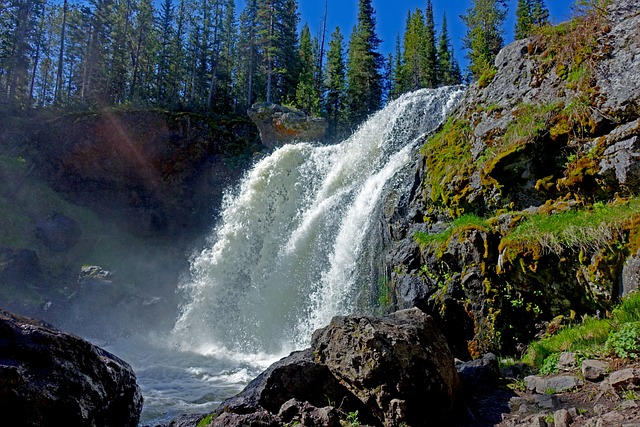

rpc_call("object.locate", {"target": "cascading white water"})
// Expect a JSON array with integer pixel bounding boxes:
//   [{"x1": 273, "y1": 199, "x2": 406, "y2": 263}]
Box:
[
  {"x1": 172, "y1": 86, "x2": 465, "y2": 357},
  {"x1": 104, "y1": 87, "x2": 465, "y2": 425}
]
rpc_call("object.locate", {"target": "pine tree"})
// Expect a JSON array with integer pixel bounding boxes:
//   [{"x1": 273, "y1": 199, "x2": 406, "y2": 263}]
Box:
[
  {"x1": 1, "y1": 0, "x2": 45, "y2": 108},
  {"x1": 130, "y1": 0, "x2": 155, "y2": 104},
  {"x1": 278, "y1": 0, "x2": 300, "y2": 104},
  {"x1": 515, "y1": 0, "x2": 532, "y2": 40},
  {"x1": 256, "y1": 0, "x2": 299, "y2": 104},
  {"x1": 156, "y1": 0, "x2": 174, "y2": 105},
  {"x1": 236, "y1": 0, "x2": 261, "y2": 110},
  {"x1": 213, "y1": 0, "x2": 236, "y2": 110},
  {"x1": 324, "y1": 26, "x2": 346, "y2": 140},
  {"x1": 515, "y1": 0, "x2": 549, "y2": 40},
  {"x1": 82, "y1": 0, "x2": 116, "y2": 105},
  {"x1": 422, "y1": 0, "x2": 437, "y2": 88},
  {"x1": 402, "y1": 9, "x2": 425, "y2": 92},
  {"x1": 346, "y1": 0, "x2": 383, "y2": 125},
  {"x1": 531, "y1": 0, "x2": 550, "y2": 26},
  {"x1": 388, "y1": 33, "x2": 404, "y2": 100},
  {"x1": 295, "y1": 23, "x2": 319, "y2": 114},
  {"x1": 436, "y1": 13, "x2": 461, "y2": 86},
  {"x1": 53, "y1": 0, "x2": 68, "y2": 106},
  {"x1": 462, "y1": 0, "x2": 508, "y2": 81}
]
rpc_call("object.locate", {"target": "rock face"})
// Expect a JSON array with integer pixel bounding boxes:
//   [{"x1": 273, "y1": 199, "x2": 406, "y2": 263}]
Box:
[
  {"x1": 383, "y1": 0, "x2": 640, "y2": 358},
  {"x1": 0, "y1": 309, "x2": 143, "y2": 427},
  {"x1": 248, "y1": 102, "x2": 327, "y2": 148},
  {"x1": 35, "y1": 213, "x2": 82, "y2": 251},
  {"x1": 209, "y1": 308, "x2": 460, "y2": 427},
  {"x1": 30, "y1": 110, "x2": 257, "y2": 239},
  {"x1": 0, "y1": 247, "x2": 41, "y2": 287}
]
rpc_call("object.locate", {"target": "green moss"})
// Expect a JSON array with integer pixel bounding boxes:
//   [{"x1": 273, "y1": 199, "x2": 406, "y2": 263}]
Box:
[
  {"x1": 414, "y1": 214, "x2": 490, "y2": 255},
  {"x1": 478, "y1": 67, "x2": 497, "y2": 88},
  {"x1": 420, "y1": 117, "x2": 473, "y2": 214},
  {"x1": 196, "y1": 414, "x2": 214, "y2": 427}
]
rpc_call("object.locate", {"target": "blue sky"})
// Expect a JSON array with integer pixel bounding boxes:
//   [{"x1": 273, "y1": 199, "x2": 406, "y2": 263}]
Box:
[{"x1": 294, "y1": 0, "x2": 576, "y2": 70}]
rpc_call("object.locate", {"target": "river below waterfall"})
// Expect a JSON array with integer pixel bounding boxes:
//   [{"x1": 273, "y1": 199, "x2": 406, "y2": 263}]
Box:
[{"x1": 105, "y1": 87, "x2": 464, "y2": 426}]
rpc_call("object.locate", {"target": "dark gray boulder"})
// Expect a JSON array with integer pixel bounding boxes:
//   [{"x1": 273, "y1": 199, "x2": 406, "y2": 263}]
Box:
[
  {"x1": 311, "y1": 308, "x2": 462, "y2": 427},
  {"x1": 0, "y1": 309, "x2": 143, "y2": 427},
  {"x1": 213, "y1": 349, "x2": 375, "y2": 426}
]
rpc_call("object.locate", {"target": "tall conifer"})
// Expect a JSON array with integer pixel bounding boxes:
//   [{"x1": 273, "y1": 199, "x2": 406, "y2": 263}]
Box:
[
  {"x1": 515, "y1": 0, "x2": 533, "y2": 40},
  {"x1": 437, "y1": 13, "x2": 461, "y2": 86},
  {"x1": 346, "y1": 0, "x2": 383, "y2": 125},
  {"x1": 422, "y1": 0, "x2": 437, "y2": 88},
  {"x1": 324, "y1": 26, "x2": 346, "y2": 139},
  {"x1": 462, "y1": 0, "x2": 508, "y2": 81}
]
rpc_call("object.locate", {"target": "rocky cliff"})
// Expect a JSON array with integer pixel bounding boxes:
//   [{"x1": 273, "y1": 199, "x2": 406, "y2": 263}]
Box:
[
  {"x1": 385, "y1": 0, "x2": 640, "y2": 359},
  {"x1": 0, "y1": 108, "x2": 259, "y2": 336}
]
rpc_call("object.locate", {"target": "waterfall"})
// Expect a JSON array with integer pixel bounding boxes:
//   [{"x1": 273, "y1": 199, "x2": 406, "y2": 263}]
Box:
[{"x1": 171, "y1": 86, "x2": 465, "y2": 356}]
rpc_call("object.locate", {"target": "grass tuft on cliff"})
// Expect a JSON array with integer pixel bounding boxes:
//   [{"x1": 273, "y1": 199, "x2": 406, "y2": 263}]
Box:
[
  {"x1": 523, "y1": 290, "x2": 640, "y2": 369},
  {"x1": 414, "y1": 214, "x2": 490, "y2": 255},
  {"x1": 500, "y1": 197, "x2": 640, "y2": 259}
]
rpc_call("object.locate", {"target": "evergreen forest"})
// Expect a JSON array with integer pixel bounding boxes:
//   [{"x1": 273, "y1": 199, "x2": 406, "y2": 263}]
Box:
[{"x1": 0, "y1": 0, "x2": 549, "y2": 133}]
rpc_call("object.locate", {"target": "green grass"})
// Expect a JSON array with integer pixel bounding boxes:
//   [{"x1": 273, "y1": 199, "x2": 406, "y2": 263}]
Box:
[
  {"x1": 524, "y1": 316, "x2": 612, "y2": 367},
  {"x1": 523, "y1": 292, "x2": 640, "y2": 369},
  {"x1": 414, "y1": 214, "x2": 490, "y2": 254},
  {"x1": 500, "y1": 198, "x2": 640, "y2": 256}
]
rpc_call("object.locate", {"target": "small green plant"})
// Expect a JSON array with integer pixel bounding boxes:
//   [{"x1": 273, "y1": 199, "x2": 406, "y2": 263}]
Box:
[
  {"x1": 196, "y1": 414, "x2": 214, "y2": 427},
  {"x1": 544, "y1": 388, "x2": 557, "y2": 395},
  {"x1": 545, "y1": 413, "x2": 555, "y2": 424},
  {"x1": 605, "y1": 322, "x2": 640, "y2": 359},
  {"x1": 345, "y1": 410, "x2": 360, "y2": 427},
  {"x1": 539, "y1": 353, "x2": 561, "y2": 375},
  {"x1": 612, "y1": 292, "x2": 640, "y2": 324},
  {"x1": 508, "y1": 378, "x2": 527, "y2": 392},
  {"x1": 478, "y1": 66, "x2": 497, "y2": 88},
  {"x1": 622, "y1": 390, "x2": 640, "y2": 401},
  {"x1": 524, "y1": 316, "x2": 612, "y2": 368}
]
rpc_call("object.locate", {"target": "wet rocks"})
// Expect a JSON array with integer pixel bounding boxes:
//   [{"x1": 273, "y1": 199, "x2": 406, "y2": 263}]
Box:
[{"x1": 0, "y1": 309, "x2": 143, "y2": 427}]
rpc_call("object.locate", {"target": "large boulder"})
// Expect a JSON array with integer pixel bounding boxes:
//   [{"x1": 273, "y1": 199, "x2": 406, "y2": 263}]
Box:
[
  {"x1": 0, "y1": 309, "x2": 143, "y2": 427},
  {"x1": 311, "y1": 308, "x2": 462, "y2": 427},
  {"x1": 205, "y1": 308, "x2": 460, "y2": 427},
  {"x1": 247, "y1": 103, "x2": 327, "y2": 148}
]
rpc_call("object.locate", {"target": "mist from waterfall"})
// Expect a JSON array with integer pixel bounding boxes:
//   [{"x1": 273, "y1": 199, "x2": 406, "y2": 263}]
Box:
[
  {"x1": 104, "y1": 87, "x2": 464, "y2": 425},
  {"x1": 171, "y1": 86, "x2": 465, "y2": 357}
]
